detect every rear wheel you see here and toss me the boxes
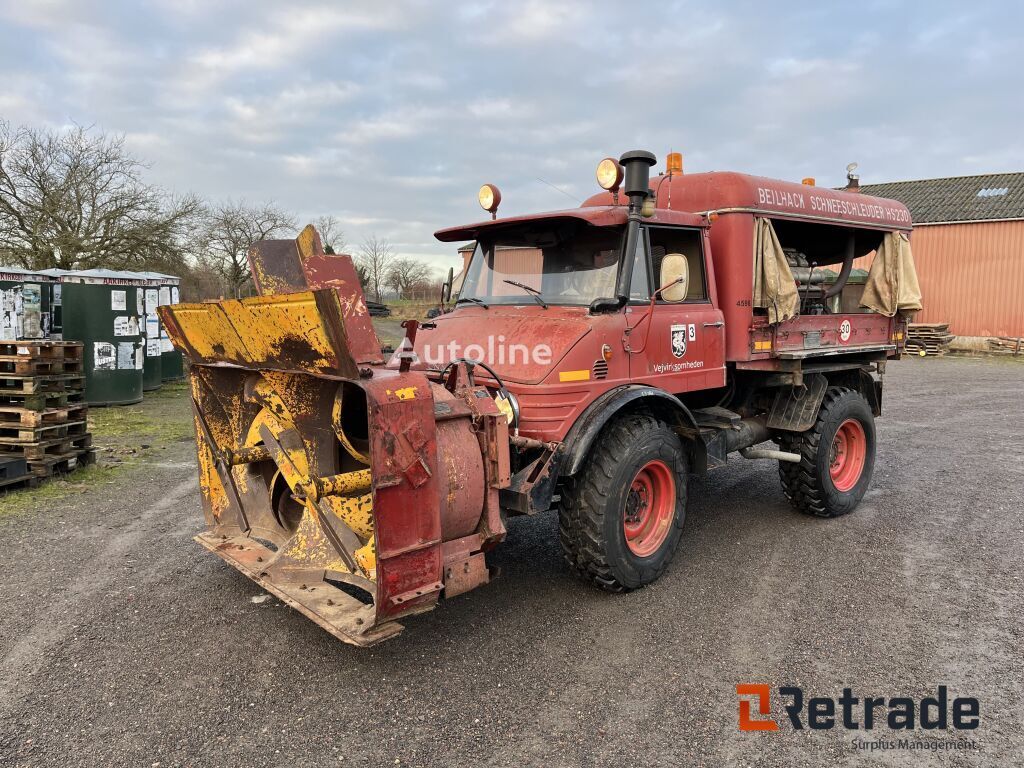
[778,387,875,517]
[559,413,688,591]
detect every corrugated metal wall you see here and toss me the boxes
[909,221,1024,337]
[824,221,1021,337]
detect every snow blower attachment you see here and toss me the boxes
[159,226,510,645]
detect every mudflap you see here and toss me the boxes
[767,372,828,433]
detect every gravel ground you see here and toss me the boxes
[0,357,1021,767]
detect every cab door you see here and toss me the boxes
[627,226,726,392]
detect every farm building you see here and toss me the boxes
[859,173,1024,339]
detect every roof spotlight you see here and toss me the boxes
[596,157,624,193]
[478,184,501,219]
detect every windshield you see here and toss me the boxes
[459,223,623,306]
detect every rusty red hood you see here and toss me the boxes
[411,305,592,384]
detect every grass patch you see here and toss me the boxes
[0,461,133,517]
[89,381,193,444]
[0,380,195,518]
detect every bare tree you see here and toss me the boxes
[312,215,345,254]
[0,121,201,271]
[357,236,395,302]
[386,257,432,300]
[354,261,371,293]
[199,200,296,296]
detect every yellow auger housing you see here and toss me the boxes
[159,227,510,645]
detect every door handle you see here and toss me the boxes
[703,321,724,328]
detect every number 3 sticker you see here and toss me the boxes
[839,320,852,343]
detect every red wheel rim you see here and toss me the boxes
[829,418,867,492]
[623,459,676,557]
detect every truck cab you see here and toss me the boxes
[422,149,920,590]
[426,207,725,442]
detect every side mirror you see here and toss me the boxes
[442,267,454,304]
[658,253,689,302]
[589,296,625,314]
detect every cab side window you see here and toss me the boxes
[647,227,707,302]
[628,235,650,301]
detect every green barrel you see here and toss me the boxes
[0,267,56,340]
[40,269,64,337]
[149,273,184,381]
[127,273,163,391]
[58,270,145,406]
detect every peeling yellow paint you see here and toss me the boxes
[392,386,418,400]
[323,494,374,539]
[296,224,317,263]
[168,291,341,372]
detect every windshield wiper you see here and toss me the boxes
[502,279,548,309]
[455,297,489,309]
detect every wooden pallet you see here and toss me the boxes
[0,390,84,411]
[0,456,37,490]
[0,355,84,375]
[0,373,86,396]
[0,433,93,461]
[988,336,1023,356]
[907,323,952,357]
[0,456,39,491]
[28,447,95,478]
[0,456,27,481]
[0,403,88,428]
[0,418,87,444]
[0,341,83,360]
[0,473,41,491]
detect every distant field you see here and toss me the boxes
[372,300,440,348]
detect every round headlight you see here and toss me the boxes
[478,183,501,214]
[596,157,624,192]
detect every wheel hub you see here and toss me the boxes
[829,418,867,493]
[623,460,676,557]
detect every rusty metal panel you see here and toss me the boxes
[362,372,445,621]
[248,238,308,297]
[772,314,893,354]
[248,226,382,365]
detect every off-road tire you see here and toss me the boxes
[778,387,875,518]
[558,413,688,592]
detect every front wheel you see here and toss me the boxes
[778,387,876,517]
[559,413,688,591]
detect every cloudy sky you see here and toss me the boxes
[1,1,1021,274]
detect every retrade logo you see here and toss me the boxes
[736,684,779,731]
[736,685,979,732]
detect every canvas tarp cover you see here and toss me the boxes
[860,231,923,316]
[752,218,798,325]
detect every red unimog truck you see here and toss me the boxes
[161,150,921,645]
